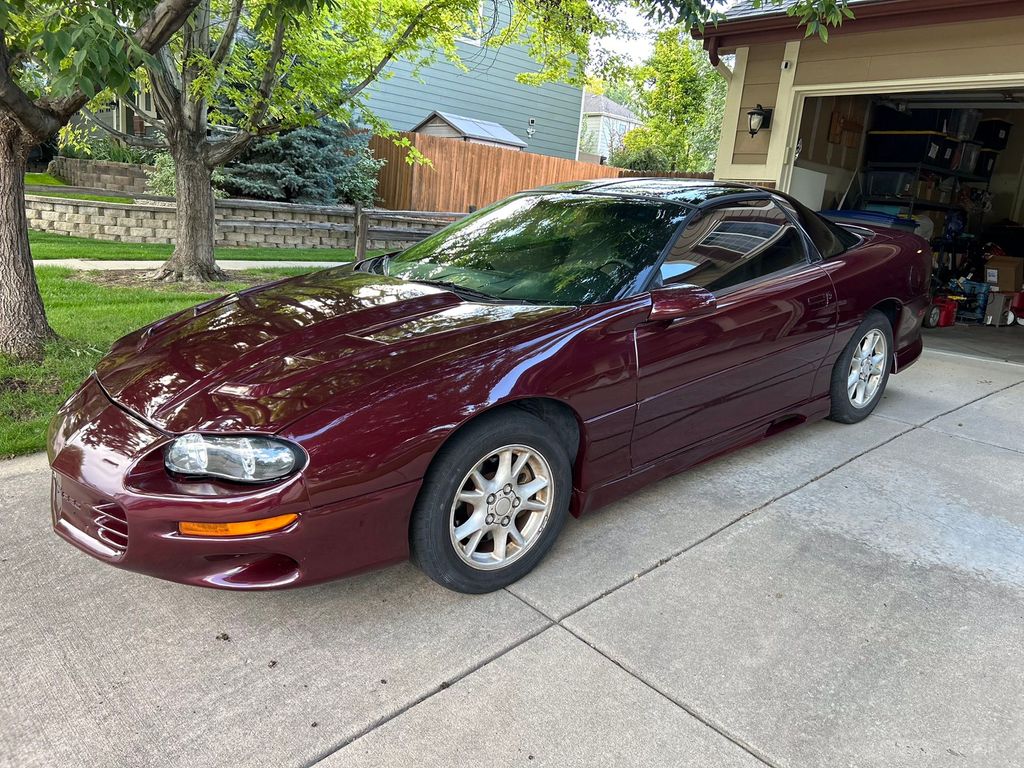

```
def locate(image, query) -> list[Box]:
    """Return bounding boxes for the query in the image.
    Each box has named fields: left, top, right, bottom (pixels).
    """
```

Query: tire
left=923, top=303, right=941, bottom=328
left=828, top=310, right=894, bottom=424
left=410, top=409, right=572, bottom=593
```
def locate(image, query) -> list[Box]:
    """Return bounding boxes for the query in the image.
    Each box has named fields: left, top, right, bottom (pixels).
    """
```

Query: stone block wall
left=25, top=195, right=457, bottom=251
left=48, top=156, right=154, bottom=195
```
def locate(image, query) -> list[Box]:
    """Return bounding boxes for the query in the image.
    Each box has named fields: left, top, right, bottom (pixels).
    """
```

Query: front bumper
left=48, top=377, right=419, bottom=589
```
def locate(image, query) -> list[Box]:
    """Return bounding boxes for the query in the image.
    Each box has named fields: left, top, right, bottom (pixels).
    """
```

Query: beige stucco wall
left=794, top=16, right=1024, bottom=87
left=715, top=14, right=1024, bottom=192
left=732, top=43, right=785, bottom=166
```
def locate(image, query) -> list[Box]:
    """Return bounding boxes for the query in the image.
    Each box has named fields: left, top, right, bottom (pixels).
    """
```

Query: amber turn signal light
left=178, top=513, right=298, bottom=537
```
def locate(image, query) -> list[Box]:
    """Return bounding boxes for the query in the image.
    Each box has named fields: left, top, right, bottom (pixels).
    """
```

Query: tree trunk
left=0, top=116, right=56, bottom=358
left=151, top=138, right=226, bottom=282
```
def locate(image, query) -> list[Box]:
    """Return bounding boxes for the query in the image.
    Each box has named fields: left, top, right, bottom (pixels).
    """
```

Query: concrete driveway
left=3, top=350, right=1022, bottom=768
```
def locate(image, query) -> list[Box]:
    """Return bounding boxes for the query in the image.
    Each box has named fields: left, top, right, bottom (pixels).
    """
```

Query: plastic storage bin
left=953, top=140, right=983, bottom=174
left=866, top=131, right=955, bottom=168
left=950, top=109, right=983, bottom=140
left=975, top=119, right=1013, bottom=150
left=976, top=149, right=999, bottom=179
left=865, top=170, right=916, bottom=198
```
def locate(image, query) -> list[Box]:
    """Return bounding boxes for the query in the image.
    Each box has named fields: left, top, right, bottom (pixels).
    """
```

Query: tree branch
left=136, top=0, right=206, bottom=53
left=210, top=0, right=244, bottom=69
left=249, top=16, right=289, bottom=127
left=47, top=0, right=203, bottom=125
left=207, top=5, right=436, bottom=165
left=0, top=32, right=61, bottom=140
left=341, top=4, right=437, bottom=102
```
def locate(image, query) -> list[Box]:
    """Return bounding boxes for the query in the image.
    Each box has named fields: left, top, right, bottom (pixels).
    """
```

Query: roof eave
left=693, top=0, right=1024, bottom=62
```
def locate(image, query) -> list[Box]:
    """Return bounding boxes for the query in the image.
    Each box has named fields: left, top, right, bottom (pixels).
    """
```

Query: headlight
left=164, top=433, right=303, bottom=483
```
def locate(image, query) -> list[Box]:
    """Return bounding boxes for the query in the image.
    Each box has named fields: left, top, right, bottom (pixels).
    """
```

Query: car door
left=631, top=196, right=837, bottom=469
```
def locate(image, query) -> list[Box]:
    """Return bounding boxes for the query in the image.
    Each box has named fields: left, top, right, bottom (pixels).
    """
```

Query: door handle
left=807, top=291, right=833, bottom=308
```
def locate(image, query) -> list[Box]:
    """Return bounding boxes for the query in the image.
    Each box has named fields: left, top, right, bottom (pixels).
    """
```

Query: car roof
left=532, top=178, right=767, bottom=207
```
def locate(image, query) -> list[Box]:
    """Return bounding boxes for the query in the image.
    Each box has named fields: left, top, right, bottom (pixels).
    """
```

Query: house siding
left=732, top=42, right=785, bottom=166
left=794, top=16, right=1024, bottom=86
left=362, top=42, right=583, bottom=160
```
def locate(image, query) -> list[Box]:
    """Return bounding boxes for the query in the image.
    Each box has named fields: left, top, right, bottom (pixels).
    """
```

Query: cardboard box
left=984, top=255, right=1024, bottom=292
left=984, top=292, right=1016, bottom=326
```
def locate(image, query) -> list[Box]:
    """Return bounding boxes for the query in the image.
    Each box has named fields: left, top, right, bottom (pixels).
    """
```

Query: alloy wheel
left=848, top=329, right=887, bottom=408
left=449, top=444, right=554, bottom=571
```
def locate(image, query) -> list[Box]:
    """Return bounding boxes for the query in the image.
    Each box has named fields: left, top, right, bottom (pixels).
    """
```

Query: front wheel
left=410, top=409, right=571, bottom=593
left=828, top=310, right=893, bottom=424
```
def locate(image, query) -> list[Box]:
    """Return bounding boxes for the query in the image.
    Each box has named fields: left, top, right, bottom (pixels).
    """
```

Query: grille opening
left=91, top=503, right=129, bottom=554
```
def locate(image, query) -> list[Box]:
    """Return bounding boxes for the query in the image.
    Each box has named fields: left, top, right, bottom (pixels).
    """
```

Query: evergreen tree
left=218, top=123, right=383, bottom=205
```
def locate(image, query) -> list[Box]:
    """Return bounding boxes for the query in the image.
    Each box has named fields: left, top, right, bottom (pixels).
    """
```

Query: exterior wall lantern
left=747, top=105, right=773, bottom=137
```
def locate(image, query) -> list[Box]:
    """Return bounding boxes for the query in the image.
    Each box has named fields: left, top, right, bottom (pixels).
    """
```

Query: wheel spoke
left=847, top=369, right=860, bottom=391
left=520, top=498, right=547, bottom=511
left=855, top=380, right=867, bottom=404
left=470, top=469, right=488, bottom=491
left=518, top=476, right=548, bottom=499
left=458, top=489, right=484, bottom=506
left=463, top=529, right=484, bottom=557
left=492, top=529, right=508, bottom=561
left=495, top=449, right=513, bottom=486
left=454, top=514, right=484, bottom=542
left=511, top=450, right=531, bottom=480
left=508, top=524, right=526, bottom=547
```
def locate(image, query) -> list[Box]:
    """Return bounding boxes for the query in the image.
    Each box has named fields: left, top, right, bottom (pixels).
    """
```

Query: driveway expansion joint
left=304, top=617, right=555, bottom=767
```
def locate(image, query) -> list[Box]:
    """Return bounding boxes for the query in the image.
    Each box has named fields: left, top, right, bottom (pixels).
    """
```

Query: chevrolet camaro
left=48, top=180, right=931, bottom=593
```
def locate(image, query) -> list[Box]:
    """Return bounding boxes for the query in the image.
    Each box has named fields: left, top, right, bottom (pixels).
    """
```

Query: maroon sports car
left=48, top=180, right=930, bottom=593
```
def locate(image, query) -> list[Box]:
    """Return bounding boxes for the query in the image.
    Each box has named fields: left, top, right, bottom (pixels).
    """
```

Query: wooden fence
left=371, top=132, right=712, bottom=213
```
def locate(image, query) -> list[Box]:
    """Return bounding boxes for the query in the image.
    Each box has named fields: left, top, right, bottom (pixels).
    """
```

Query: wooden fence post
left=354, top=202, right=368, bottom=261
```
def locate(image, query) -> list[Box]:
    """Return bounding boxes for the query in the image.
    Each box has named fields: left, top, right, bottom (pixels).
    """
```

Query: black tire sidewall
left=829, top=310, right=894, bottom=424
left=410, top=410, right=572, bottom=593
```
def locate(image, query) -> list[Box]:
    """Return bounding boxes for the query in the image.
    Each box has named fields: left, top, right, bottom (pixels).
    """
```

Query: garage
left=697, top=0, right=1024, bottom=362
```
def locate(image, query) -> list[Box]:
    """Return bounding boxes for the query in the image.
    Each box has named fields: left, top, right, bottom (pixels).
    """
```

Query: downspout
left=706, top=36, right=732, bottom=83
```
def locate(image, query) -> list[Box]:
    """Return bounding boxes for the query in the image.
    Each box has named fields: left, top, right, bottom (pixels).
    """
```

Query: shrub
left=217, top=122, right=383, bottom=205
left=608, top=141, right=673, bottom=173
left=60, top=136, right=157, bottom=165
left=145, top=153, right=227, bottom=198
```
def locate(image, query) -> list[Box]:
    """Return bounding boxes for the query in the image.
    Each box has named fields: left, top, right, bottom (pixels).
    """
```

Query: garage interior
left=788, top=89, right=1024, bottom=363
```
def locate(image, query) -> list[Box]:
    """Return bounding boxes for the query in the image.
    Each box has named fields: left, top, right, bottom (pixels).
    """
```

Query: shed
left=411, top=111, right=528, bottom=151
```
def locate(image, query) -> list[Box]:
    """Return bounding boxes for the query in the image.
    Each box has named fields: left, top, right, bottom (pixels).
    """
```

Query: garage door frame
left=779, top=72, right=1024, bottom=206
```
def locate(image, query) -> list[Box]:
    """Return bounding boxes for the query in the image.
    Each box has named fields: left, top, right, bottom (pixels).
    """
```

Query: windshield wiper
left=409, top=279, right=510, bottom=302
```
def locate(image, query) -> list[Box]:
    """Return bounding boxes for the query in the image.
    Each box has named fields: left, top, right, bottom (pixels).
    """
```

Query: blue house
left=361, top=38, right=584, bottom=160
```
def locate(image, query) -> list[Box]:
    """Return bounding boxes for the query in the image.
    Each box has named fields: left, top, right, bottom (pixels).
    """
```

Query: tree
left=617, top=29, right=726, bottom=172
left=217, top=122, right=383, bottom=205
left=89, top=0, right=605, bottom=282
left=96, top=0, right=857, bottom=284
left=0, top=0, right=201, bottom=358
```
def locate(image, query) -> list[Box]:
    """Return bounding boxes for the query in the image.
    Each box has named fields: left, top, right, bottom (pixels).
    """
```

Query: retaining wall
left=25, top=195, right=457, bottom=251
left=47, top=156, right=154, bottom=195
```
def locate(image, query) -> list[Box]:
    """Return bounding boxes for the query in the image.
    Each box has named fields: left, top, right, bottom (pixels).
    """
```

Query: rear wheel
left=410, top=409, right=571, bottom=593
left=828, top=310, right=893, bottom=424
left=923, top=303, right=941, bottom=328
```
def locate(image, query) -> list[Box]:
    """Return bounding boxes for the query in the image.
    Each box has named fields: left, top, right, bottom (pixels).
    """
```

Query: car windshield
left=383, top=193, right=688, bottom=305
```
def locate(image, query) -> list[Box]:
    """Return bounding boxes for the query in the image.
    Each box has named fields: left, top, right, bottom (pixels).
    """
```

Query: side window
left=658, top=198, right=808, bottom=293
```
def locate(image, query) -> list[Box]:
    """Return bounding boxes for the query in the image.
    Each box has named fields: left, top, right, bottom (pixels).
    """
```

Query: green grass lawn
left=25, top=172, right=134, bottom=203
left=29, top=230, right=358, bottom=262
left=0, top=266, right=313, bottom=459
left=25, top=172, right=66, bottom=186
left=29, top=190, right=135, bottom=204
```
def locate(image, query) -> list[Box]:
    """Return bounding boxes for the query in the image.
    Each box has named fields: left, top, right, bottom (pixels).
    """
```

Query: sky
left=594, top=1, right=737, bottom=65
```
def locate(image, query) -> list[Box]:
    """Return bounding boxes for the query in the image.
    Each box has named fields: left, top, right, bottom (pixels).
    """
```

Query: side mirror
left=649, top=284, right=717, bottom=322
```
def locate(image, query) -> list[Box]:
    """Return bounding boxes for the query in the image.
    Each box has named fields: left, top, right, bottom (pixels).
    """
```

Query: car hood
left=95, top=268, right=572, bottom=434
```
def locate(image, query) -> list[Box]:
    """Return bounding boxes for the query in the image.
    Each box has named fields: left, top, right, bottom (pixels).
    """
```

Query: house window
left=457, top=1, right=487, bottom=46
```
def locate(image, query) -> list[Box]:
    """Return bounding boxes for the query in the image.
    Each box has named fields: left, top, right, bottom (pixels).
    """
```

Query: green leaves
left=646, top=0, right=854, bottom=41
